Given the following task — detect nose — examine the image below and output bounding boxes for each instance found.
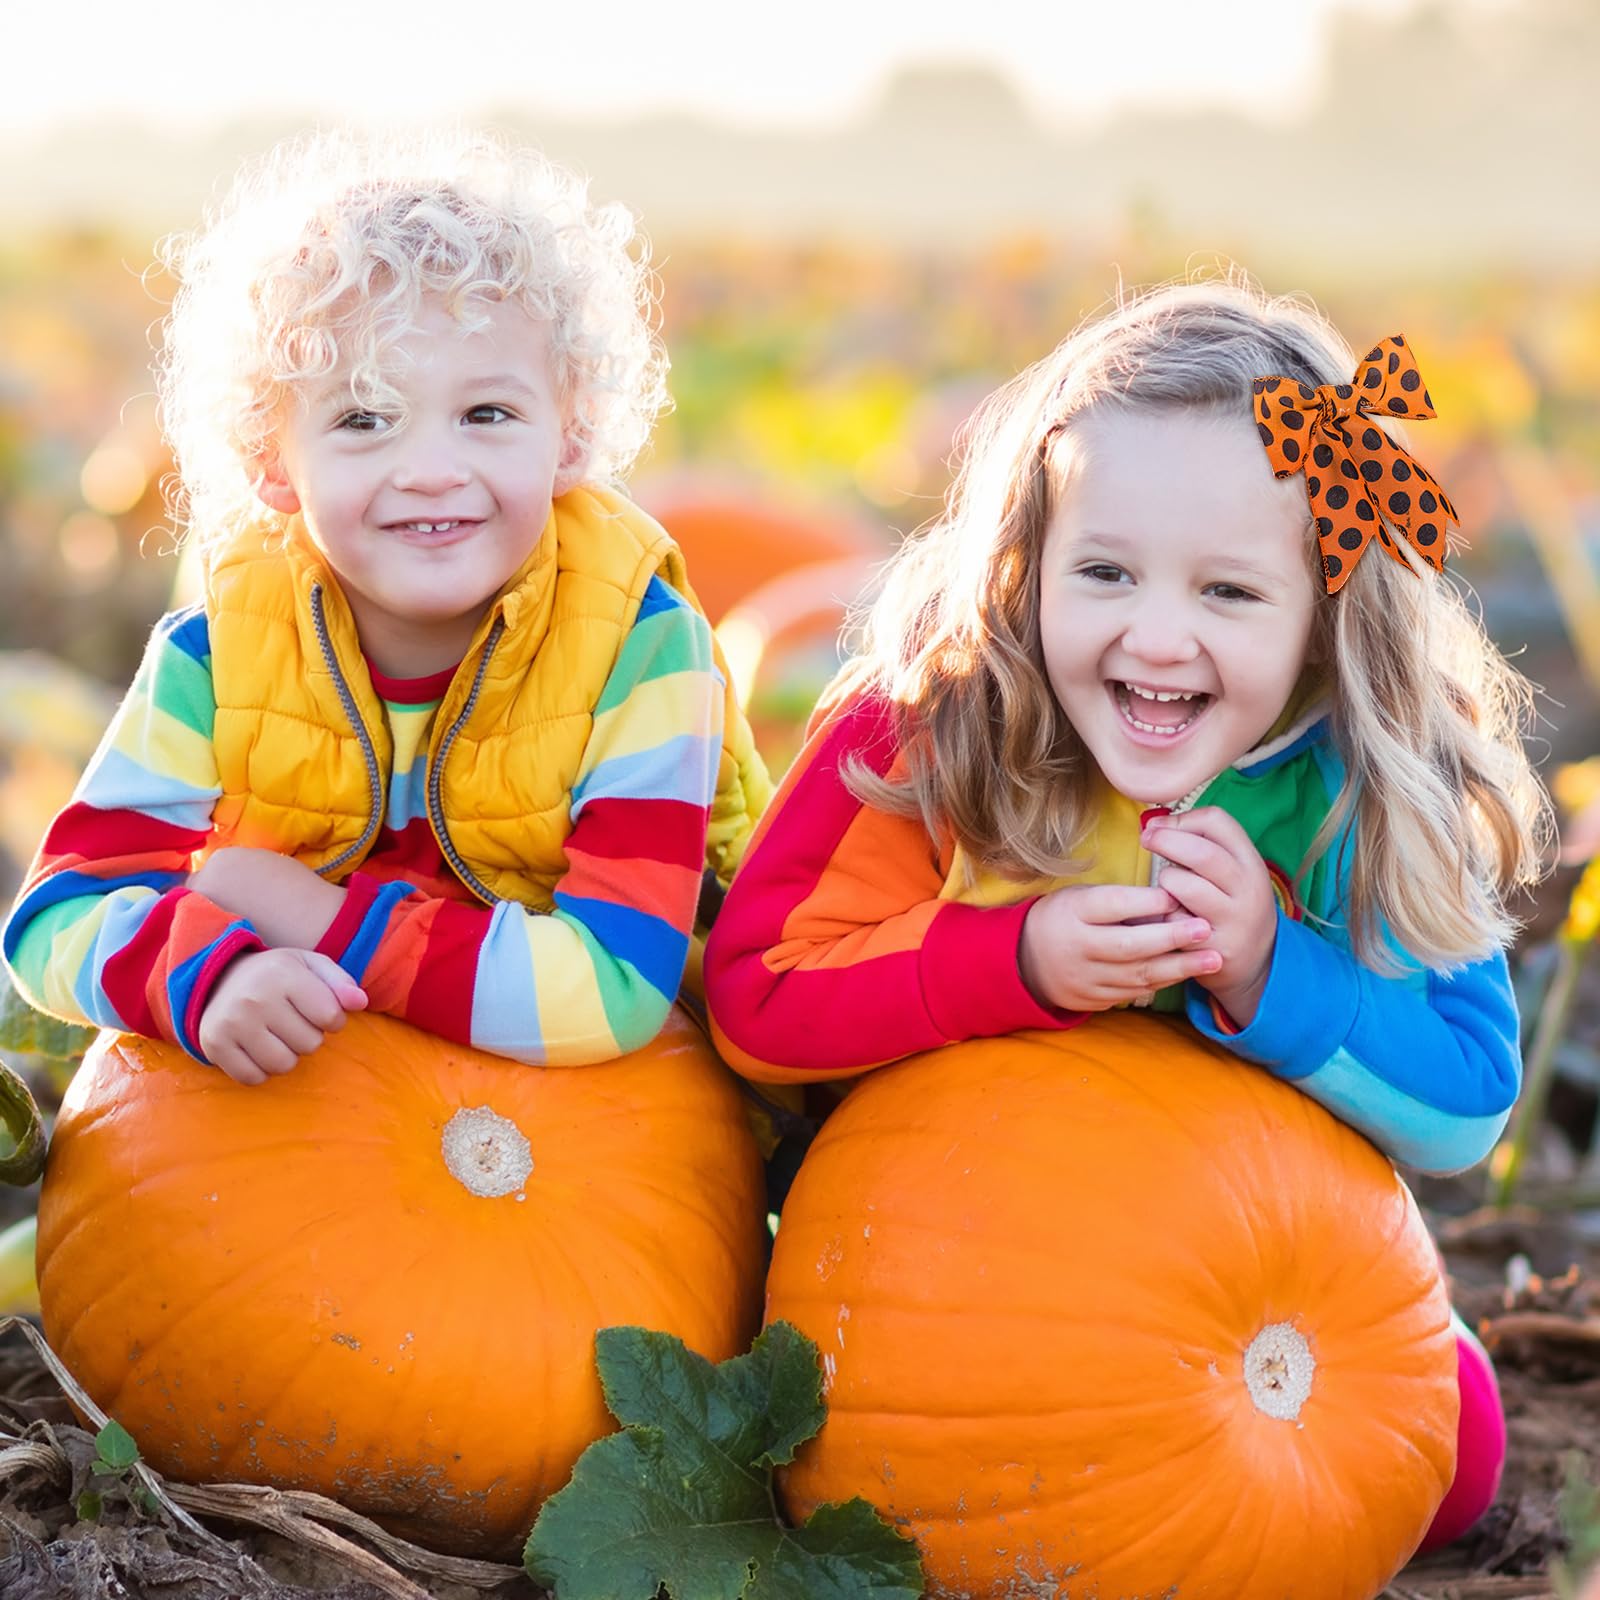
[390,422,470,495]
[1120,592,1201,666]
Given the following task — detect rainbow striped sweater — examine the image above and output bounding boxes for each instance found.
[4,576,723,1065]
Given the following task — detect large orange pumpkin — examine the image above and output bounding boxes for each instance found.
[37,1009,765,1557]
[766,1013,1458,1600]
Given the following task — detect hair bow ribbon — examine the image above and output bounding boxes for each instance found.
[1253,335,1457,594]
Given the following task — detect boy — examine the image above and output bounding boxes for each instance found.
[3,131,769,1083]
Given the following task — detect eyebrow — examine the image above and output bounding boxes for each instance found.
[307,374,545,408]
[305,380,360,411]
[464,374,543,400]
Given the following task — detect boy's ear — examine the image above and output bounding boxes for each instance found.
[551,427,585,496]
[251,451,302,516]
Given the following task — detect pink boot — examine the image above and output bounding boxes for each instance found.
[1416,1311,1506,1553]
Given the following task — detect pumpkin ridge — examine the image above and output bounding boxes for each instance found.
[806,1391,1235,1424]
[62,1197,360,1378]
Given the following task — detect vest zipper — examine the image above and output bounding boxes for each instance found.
[426,617,506,906]
[309,583,384,878]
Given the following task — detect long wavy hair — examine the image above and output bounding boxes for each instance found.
[840,276,1550,971]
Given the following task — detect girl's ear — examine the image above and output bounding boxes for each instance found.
[251,450,301,515]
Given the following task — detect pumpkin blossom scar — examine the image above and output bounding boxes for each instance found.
[1242,1322,1316,1421]
[440,1105,533,1197]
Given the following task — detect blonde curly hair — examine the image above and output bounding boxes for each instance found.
[841,274,1551,972]
[156,128,667,556]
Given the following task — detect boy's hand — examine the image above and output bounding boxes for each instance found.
[1142,807,1278,1026]
[190,847,345,950]
[1019,884,1221,1013]
[197,948,367,1086]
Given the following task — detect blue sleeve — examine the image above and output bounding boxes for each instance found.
[1184,909,1519,1175]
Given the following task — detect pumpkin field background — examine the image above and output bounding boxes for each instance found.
[4,2,1600,1594]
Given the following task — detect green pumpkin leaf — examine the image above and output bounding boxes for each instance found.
[76,1490,103,1523]
[744,1500,928,1600]
[523,1321,922,1600]
[93,1419,141,1472]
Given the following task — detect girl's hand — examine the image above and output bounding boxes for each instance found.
[1019,884,1221,1013]
[1141,807,1278,1026]
[190,847,345,949]
[197,948,367,1086]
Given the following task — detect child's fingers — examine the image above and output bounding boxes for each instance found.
[266,1002,327,1060]
[1144,825,1237,885]
[1080,946,1223,1006]
[1151,864,1229,923]
[300,951,367,1011]
[1148,806,1254,856]
[284,968,352,1035]
[1132,948,1224,991]
[1086,915,1213,964]
[208,1038,269,1087]
[245,1026,302,1077]
[1068,883,1180,926]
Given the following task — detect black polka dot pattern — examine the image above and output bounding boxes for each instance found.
[1251,334,1457,593]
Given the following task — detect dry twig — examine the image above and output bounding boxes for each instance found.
[0,1317,528,1598]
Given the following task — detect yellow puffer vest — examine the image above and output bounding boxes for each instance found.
[202,485,771,916]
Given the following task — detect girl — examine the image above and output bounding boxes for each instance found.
[703,277,1550,1548]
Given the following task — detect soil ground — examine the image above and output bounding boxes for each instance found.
[1388,1190,1600,1600]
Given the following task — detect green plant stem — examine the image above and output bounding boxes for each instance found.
[0,1061,44,1186]
[1494,935,1587,1210]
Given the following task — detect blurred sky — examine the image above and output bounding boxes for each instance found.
[12,0,1459,133]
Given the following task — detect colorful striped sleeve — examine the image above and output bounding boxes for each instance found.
[702,693,1080,1083]
[317,577,722,1065]
[1,606,262,1057]
[1185,909,1522,1175]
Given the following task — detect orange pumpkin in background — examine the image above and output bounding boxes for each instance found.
[37,1009,765,1558]
[765,1012,1458,1600]
[633,480,884,768]
[634,478,885,625]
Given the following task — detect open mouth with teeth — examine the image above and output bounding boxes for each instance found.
[391,520,473,535]
[1112,682,1213,737]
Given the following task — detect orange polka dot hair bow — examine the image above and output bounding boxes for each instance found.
[1252,335,1458,594]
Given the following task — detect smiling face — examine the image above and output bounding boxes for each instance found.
[256,297,574,677]
[1038,406,1321,805]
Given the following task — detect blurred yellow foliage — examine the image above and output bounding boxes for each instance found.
[1562,853,1600,945]
[1422,330,1539,438]
[733,369,918,482]
[1553,758,1600,819]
